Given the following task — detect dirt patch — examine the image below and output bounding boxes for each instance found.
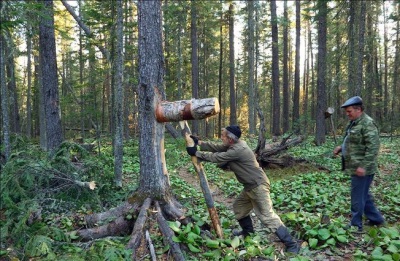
[177,165,234,207]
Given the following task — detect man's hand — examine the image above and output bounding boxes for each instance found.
[190,135,199,146]
[355,167,366,176]
[333,146,342,157]
[186,146,197,156]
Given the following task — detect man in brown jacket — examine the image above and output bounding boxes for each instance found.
[186,125,299,253]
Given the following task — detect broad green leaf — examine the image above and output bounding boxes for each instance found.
[327,238,336,245]
[168,221,181,233]
[172,236,181,243]
[318,228,331,240]
[188,243,201,253]
[336,235,348,243]
[206,238,220,249]
[231,236,240,249]
[392,252,400,261]
[193,224,201,235]
[380,227,399,239]
[387,244,399,254]
[309,238,318,249]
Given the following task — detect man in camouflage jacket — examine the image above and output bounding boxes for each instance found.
[333,96,385,232]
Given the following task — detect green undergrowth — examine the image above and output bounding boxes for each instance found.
[1,135,399,260]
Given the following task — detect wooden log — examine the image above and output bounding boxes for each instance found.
[156,98,220,122]
[76,216,133,240]
[126,198,152,255]
[179,120,224,239]
[155,201,185,261]
[85,202,138,227]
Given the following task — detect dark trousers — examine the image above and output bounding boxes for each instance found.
[350,174,384,229]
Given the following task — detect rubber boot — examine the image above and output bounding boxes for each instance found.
[275,225,300,254]
[232,215,254,237]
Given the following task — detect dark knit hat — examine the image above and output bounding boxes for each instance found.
[341,96,363,108]
[226,125,241,139]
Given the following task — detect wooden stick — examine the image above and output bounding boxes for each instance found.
[146,230,157,261]
[179,120,224,238]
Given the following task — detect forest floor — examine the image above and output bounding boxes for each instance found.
[174,162,385,261]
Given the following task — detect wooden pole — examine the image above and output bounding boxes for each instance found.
[179,120,224,238]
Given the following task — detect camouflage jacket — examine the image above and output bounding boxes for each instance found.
[342,112,380,175]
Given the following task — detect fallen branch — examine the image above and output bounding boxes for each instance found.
[146,230,157,261]
[85,202,138,227]
[75,216,134,241]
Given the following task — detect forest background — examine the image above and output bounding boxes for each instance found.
[1,0,400,260]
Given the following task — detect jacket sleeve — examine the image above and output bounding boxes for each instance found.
[196,145,240,163]
[200,142,229,152]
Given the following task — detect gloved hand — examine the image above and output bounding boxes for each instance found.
[186,146,197,156]
[190,135,199,146]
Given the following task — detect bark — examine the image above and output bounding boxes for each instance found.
[255,107,266,155]
[0,30,11,161]
[315,0,327,146]
[190,0,199,135]
[113,0,124,188]
[156,98,219,123]
[155,201,185,261]
[228,3,237,127]
[39,0,63,153]
[282,0,289,133]
[293,0,301,134]
[248,0,256,135]
[85,202,138,227]
[270,0,281,136]
[126,198,151,256]
[77,216,134,241]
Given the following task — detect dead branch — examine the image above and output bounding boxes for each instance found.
[85,202,138,227]
[155,201,185,261]
[146,230,157,261]
[76,216,134,241]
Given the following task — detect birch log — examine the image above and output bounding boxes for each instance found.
[156,97,219,122]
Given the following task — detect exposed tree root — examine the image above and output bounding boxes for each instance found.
[155,201,185,261]
[85,201,139,227]
[77,216,134,240]
[126,198,151,257]
[72,197,188,259]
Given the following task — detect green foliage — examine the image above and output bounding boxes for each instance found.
[2,136,399,260]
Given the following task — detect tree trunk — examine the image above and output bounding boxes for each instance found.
[293,0,300,134]
[0,29,11,161]
[39,0,63,153]
[270,0,281,137]
[248,0,256,135]
[229,3,237,127]
[315,0,327,146]
[282,0,289,133]
[190,0,199,135]
[113,0,124,187]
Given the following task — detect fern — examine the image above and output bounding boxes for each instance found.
[25,235,54,258]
